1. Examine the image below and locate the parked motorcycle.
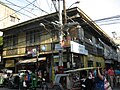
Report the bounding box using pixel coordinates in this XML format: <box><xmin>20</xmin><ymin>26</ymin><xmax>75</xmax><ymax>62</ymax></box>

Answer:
<box><xmin>8</xmin><ymin>75</ymin><xmax>20</xmax><ymax>89</ymax></box>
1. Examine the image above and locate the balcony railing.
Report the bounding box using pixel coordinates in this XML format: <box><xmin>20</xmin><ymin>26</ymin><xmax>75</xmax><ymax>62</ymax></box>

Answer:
<box><xmin>6</xmin><ymin>49</ymin><xmax>17</xmax><ymax>56</ymax></box>
<box><xmin>84</xmin><ymin>41</ymin><xmax>104</xmax><ymax>56</ymax></box>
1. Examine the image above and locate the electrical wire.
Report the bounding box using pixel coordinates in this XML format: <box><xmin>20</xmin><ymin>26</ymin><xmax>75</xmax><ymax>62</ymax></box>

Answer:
<box><xmin>2</xmin><ymin>0</ymin><xmax>120</xmax><ymax>47</ymax></box>
<box><xmin>95</xmin><ymin>15</ymin><xmax>120</xmax><ymax>22</ymax></box>
<box><xmin>1</xmin><ymin>0</ymin><xmax>119</xmax><ymax>53</ymax></box>
<box><xmin>5</xmin><ymin>0</ymin><xmax>37</xmax><ymax>17</ymax></box>
<box><xmin>25</xmin><ymin>0</ymin><xmax>49</xmax><ymax>14</ymax></box>
<box><xmin>25</xmin><ymin>0</ymin><xmax>65</xmax><ymax>24</ymax></box>
<box><xmin>35</xmin><ymin>0</ymin><xmax>45</xmax><ymax>15</ymax></box>
<box><xmin>1</xmin><ymin>0</ymin><xmax>83</xmax><ymax>27</ymax></box>
<box><xmin>0</xmin><ymin>2</ymin><xmax>32</xmax><ymax>18</ymax></box>
<box><xmin>0</xmin><ymin>0</ymin><xmax>37</xmax><ymax>21</ymax></box>
<box><xmin>1</xmin><ymin>2</ymin><xmax>37</xmax><ymax>10</ymax></box>
<box><xmin>94</xmin><ymin>15</ymin><xmax>120</xmax><ymax>26</ymax></box>
<box><xmin>46</xmin><ymin>0</ymin><xmax>52</xmax><ymax>12</ymax></box>
<box><xmin>3</xmin><ymin>14</ymin><xmax>119</xmax><ymax>50</ymax></box>
<box><xmin>99</xmin><ymin>21</ymin><xmax>120</xmax><ymax>26</ymax></box>
<box><xmin>95</xmin><ymin>18</ymin><xmax>120</xmax><ymax>23</ymax></box>
<box><xmin>2</xmin><ymin>0</ymin><xmax>120</xmax><ymax>27</ymax></box>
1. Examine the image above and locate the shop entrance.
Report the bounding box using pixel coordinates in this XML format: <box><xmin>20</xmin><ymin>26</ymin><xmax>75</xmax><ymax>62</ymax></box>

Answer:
<box><xmin>37</xmin><ymin>60</ymin><xmax>49</xmax><ymax>82</ymax></box>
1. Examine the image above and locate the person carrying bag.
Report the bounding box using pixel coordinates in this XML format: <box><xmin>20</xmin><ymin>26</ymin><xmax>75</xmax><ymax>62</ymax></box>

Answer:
<box><xmin>104</xmin><ymin>77</ymin><xmax>112</xmax><ymax>90</ymax></box>
<box><xmin>94</xmin><ymin>67</ymin><xmax>112</xmax><ymax>90</ymax></box>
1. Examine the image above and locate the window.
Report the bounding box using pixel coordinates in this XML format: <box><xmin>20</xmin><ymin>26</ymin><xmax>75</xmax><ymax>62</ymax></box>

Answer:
<box><xmin>92</xmin><ymin>36</ymin><xmax>96</xmax><ymax>44</ymax></box>
<box><xmin>26</xmin><ymin>30</ymin><xmax>40</xmax><ymax>45</ymax></box>
<box><xmin>88</xmin><ymin>61</ymin><xmax>93</xmax><ymax>67</ymax></box>
<box><xmin>96</xmin><ymin>62</ymin><xmax>101</xmax><ymax>67</ymax></box>
<box><xmin>78</xmin><ymin>27</ymin><xmax>84</xmax><ymax>40</ymax></box>
<box><xmin>10</xmin><ymin>15</ymin><xmax>15</xmax><ymax>22</ymax></box>
<box><xmin>40</xmin><ymin>33</ymin><xmax>51</xmax><ymax>44</ymax></box>
<box><xmin>4</xmin><ymin>35</ymin><xmax>18</xmax><ymax>48</ymax></box>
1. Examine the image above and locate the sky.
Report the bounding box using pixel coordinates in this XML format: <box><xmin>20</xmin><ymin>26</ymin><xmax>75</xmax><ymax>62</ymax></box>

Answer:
<box><xmin>1</xmin><ymin>0</ymin><xmax>120</xmax><ymax>38</ymax></box>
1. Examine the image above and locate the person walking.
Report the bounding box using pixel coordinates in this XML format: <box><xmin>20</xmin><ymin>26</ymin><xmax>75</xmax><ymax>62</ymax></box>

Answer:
<box><xmin>107</xmin><ymin>67</ymin><xmax>115</xmax><ymax>89</ymax></box>
<box><xmin>115</xmin><ymin>67</ymin><xmax>120</xmax><ymax>87</ymax></box>
<box><xmin>23</xmin><ymin>70</ymin><xmax>31</xmax><ymax>90</ymax></box>
<box><xmin>94</xmin><ymin>67</ymin><xmax>104</xmax><ymax>90</ymax></box>
<box><xmin>80</xmin><ymin>70</ymin><xmax>94</xmax><ymax>90</ymax></box>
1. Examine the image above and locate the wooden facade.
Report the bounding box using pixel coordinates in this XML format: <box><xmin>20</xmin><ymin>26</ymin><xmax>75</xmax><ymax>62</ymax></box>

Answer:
<box><xmin>1</xmin><ymin>7</ymin><xmax>118</xmax><ymax>80</ymax></box>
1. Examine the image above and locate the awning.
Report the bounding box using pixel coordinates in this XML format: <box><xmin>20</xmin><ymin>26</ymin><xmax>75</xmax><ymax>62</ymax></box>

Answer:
<box><xmin>16</xmin><ymin>57</ymin><xmax>46</xmax><ymax>65</ymax></box>
<box><xmin>5</xmin><ymin>60</ymin><xmax>15</xmax><ymax>67</ymax></box>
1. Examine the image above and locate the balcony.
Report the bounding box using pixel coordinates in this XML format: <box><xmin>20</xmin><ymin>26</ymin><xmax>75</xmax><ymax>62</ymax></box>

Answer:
<box><xmin>6</xmin><ymin>49</ymin><xmax>17</xmax><ymax>56</ymax></box>
<box><xmin>84</xmin><ymin>41</ymin><xmax>104</xmax><ymax>56</ymax></box>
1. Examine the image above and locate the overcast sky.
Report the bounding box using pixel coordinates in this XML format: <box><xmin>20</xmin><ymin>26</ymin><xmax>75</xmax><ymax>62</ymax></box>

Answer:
<box><xmin>1</xmin><ymin>0</ymin><xmax>120</xmax><ymax>38</ymax></box>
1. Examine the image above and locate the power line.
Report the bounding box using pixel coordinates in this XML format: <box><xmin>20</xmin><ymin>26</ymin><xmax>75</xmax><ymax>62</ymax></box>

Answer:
<box><xmin>94</xmin><ymin>15</ymin><xmax>120</xmax><ymax>22</ymax></box>
<box><xmin>0</xmin><ymin>1</ymin><xmax>32</xmax><ymax>18</ymax></box>
<box><xmin>25</xmin><ymin>0</ymin><xmax>63</xmax><ymax>27</ymax></box>
<box><xmin>1</xmin><ymin>2</ymin><xmax>37</xmax><ymax>10</ymax></box>
<box><xmin>93</xmin><ymin>15</ymin><xmax>120</xmax><ymax>26</ymax></box>
<box><xmin>5</xmin><ymin>0</ymin><xmax>38</xmax><ymax>17</ymax></box>
<box><xmin>99</xmin><ymin>21</ymin><xmax>120</xmax><ymax>26</ymax></box>
<box><xmin>0</xmin><ymin>0</ymin><xmax>37</xmax><ymax>21</ymax></box>
<box><xmin>95</xmin><ymin>18</ymin><xmax>120</xmax><ymax>23</ymax></box>
<box><xmin>2</xmin><ymin>0</ymin><xmax>120</xmax><ymax>26</ymax></box>
<box><xmin>25</xmin><ymin>0</ymin><xmax>49</xmax><ymax>14</ymax></box>
<box><xmin>46</xmin><ymin>0</ymin><xmax>52</xmax><ymax>12</ymax></box>
<box><xmin>3</xmin><ymin>14</ymin><xmax>120</xmax><ymax>50</ymax></box>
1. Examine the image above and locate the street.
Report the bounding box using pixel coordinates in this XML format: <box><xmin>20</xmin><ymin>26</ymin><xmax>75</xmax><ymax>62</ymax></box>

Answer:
<box><xmin>0</xmin><ymin>87</ymin><xmax>119</xmax><ymax>90</ymax></box>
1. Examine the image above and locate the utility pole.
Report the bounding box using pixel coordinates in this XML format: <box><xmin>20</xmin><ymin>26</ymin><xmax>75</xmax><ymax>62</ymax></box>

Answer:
<box><xmin>57</xmin><ymin>0</ymin><xmax>68</xmax><ymax>73</ymax></box>
<box><xmin>63</xmin><ymin>0</ymin><xmax>71</xmax><ymax>69</ymax></box>
<box><xmin>63</xmin><ymin>0</ymin><xmax>67</xmax><ymax>24</ymax></box>
<box><xmin>58</xmin><ymin>0</ymin><xmax>63</xmax><ymax>73</ymax></box>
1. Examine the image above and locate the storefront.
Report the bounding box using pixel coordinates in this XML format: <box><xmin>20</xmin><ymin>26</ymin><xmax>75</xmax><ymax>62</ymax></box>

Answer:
<box><xmin>16</xmin><ymin>57</ymin><xmax>46</xmax><ymax>72</ymax></box>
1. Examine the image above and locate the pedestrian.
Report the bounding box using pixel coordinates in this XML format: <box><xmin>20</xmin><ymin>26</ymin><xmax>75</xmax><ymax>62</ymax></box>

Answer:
<box><xmin>23</xmin><ymin>70</ymin><xmax>31</xmax><ymax>90</ymax></box>
<box><xmin>94</xmin><ymin>67</ymin><xmax>104</xmax><ymax>90</ymax></box>
<box><xmin>115</xmin><ymin>67</ymin><xmax>120</xmax><ymax>87</ymax></box>
<box><xmin>94</xmin><ymin>67</ymin><xmax>112</xmax><ymax>90</ymax></box>
<box><xmin>80</xmin><ymin>70</ymin><xmax>93</xmax><ymax>90</ymax></box>
<box><xmin>107</xmin><ymin>66</ymin><xmax>115</xmax><ymax>88</ymax></box>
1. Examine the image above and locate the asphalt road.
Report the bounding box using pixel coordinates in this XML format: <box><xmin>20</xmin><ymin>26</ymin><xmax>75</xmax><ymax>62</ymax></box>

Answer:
<box><xmin>0</xmin><ymin>87</ymin><xmax>52</xmax><ymax>90</ymax></box>
<box><xmin>0</xmin><ymin>87</ymin><xmax>120</xmax><ymax>90</ymax></box>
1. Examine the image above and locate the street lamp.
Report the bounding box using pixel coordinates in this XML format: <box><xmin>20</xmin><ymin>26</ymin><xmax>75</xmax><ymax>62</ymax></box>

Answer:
<box><xmin>39</xmin><ymin>23</ymin><xmax>54</xmax><ymax>81</ymax></box>
<box><xmin>68</xmin><ymin>1</ymin><xmax>80</xmax><ymax>9</ymax></box>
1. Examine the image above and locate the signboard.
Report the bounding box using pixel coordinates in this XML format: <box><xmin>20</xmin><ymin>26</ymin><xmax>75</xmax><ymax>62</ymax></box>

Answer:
<box><xmin>60</xmin><ymin>36</ymin><xmax>71</xmax><ymax>48</ymax></box>
<box><xmin>55</xmin><ymin>44</ymin><xmax>62</xmax><ymax>50</ymax></box>
<box><xmin>26</xmin><ymin>46</ymin><xmax>39</xmax><ymax>57</ymax></box>
<box><xmin>5</xmin><ymin>60</ymin><xmax>14</xmax><ymax>67</ymax></box>
<box><xmin>0</xmin><ymin>56</ymin><xmax>1</xmax><ymax>62</ymax></box>
<box><xmin>41</xmin><ymin>45</ymin><xmax>46</xmax><ymax>51</ymax></box>
<box><xmin>70</xmin><ymin>41</ymin><xmax>88</xmax><ymax>55</ymax></box>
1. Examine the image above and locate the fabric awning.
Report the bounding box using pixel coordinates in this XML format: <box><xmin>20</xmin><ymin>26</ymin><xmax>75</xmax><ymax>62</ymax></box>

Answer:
<box><xmin>16</xmin><ymin>57</ymin><xmax>46</xmax><ymax>65</ymax></box>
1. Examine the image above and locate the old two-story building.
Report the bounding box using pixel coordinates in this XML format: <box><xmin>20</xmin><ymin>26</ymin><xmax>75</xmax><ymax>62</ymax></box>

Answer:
<box><xmin>1</xmin><ymin>7</ymin><xmax>118</xmax><ymax>81</ymax></box>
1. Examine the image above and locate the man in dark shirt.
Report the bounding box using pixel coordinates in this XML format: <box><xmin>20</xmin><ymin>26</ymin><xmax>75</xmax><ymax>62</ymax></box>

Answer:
<box><xmin>81</xmin><ymin>70</ymin><xmax>93</xmax><ymax>90</ymax></box>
